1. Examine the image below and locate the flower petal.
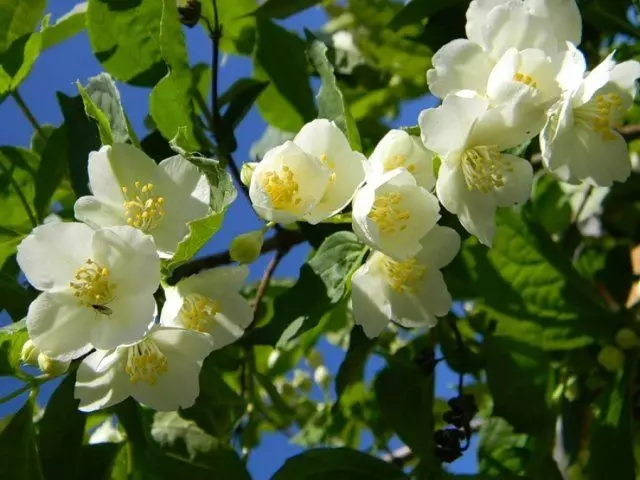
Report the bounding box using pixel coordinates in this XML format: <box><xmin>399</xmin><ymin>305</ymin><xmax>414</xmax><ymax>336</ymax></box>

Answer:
<box><xmin>89</xmin><ymin>293</ymin><xmax>155</xmax><ymax>350</ymax></box>
<box><xmin>17</xmin><ymin>222</ymin><xmax>94</xmax><ymax>292</ymax></box>
<box><xmin>26</xmin><ymin>292</ymin><xmax>95</xmax><ymax>360</ymax></box>
<box><xmin>351</xmin><ymin>262</ymin><xmax>392</xmax><ymax>338</ymax></box>
<box><xmin>177</xmin><ymin>265</ymin><xmax>249</xmax><ymax>297</ymax></box>
<box><xmin>427</xmin><ymin>39</ymin><xmax>494</xmax><ymax>99</ymax></box>
<box><xmin>416</xmin><ymin>226</ymin><xmax>461</xmax><ymax>270</ymax></box>
<box><xmin>293</xmin><ymin>119</ymin><xmax>351</xmax><ymax>160</ymax></box>
<box><xmin>75</xmin><ymin>349</ymin><xmax>131</xmax><ymax>412</ymax></box>
<box><xmin>87</xmin><ymin>146</ymin><xmax>125</xmax><ymax>205</ymax></box>
<box><xmin>74</xmin><ymin>196</ymin><xmax>126</xmax><ymax>230</ymax></box>
<box><xmin>416</xmin><ymin>269</ymin><xmax>453</xmax><ymax>318</ymax></box>
<box><xmin>494</xmin><ymin>154</ymin><xmax>534</xmax><ymax>206</ymax></box>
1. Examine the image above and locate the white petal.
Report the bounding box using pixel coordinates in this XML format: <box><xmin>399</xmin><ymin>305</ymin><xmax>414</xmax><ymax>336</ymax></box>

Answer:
<box><xmin>159</xmin><ymin>286</ymin><xmax>182</xmax><ymax>328</ymax></box>
<box><xmin>26</xmin><ymin>292</ymin><xmax>94</xmax><ymax>361</ymax></box>
<box><xmin>91</xmin><ymin>226</ymin><xmax>160</xmax><ymax>293</ymax></box>
<box><xmin>427</xmin><ymin>39</ymin><xmax>494</xmax><ymax>99</ymax></box>
<box><xmin>177</xmin><ymin>265</ymin><xmax>249</xmax><ymax>296</ymax></box>
<box><xmin>17</xmin><ymin>222</ymin><xmax>94</xmax><ymax>292</ymax></box>
<box><xmin>494</xmin><ymin>154</ymin><xmax>534</xmax><ymax>206</ymax></box>
<box><xmin>293</xmin><ymin>119</ymin><xmax>351</xmax><ymax>160</ymax></box>
<box><xmin>159</xmin><ymin>155</ymin><xmax>206</xmax><ymax>198</ymax></box>
<box><xmin>555</xmin><ymin>43</ymin><xmax>586</xmax><ymax>92</ymax></box>
<box><xmin>89</xmin><ymin>293</ymin><xmax>155</xmax><ymax>350</ymax></box>
<box><xmin>419</xmin><ymin>95</ymin><xmax>489</xmax><ymax>157</ymax></box>
<box><xmin>436</xmin><ymin>162</ymin><xmax>497</xmax><ymax>246</ymax></box>
<box><xmin>609</xmin><ymin>60</ymin><xmax>640</xmax><ymax>105</ymax></box>
<box><xmin>526</xmin><ymin>0</ymin><xmax>582</xmax><ymax>46</ymax></box>
<box><xmin>208</xmin><ymin>292</ymin><xmax>252</xmax><ymax>349</ymax></box>
<box><xmin>75</xmin><ymin>349</ymin><xmax>130</xmax><ymax>412</ymax></box>
<box><xmin>466</xmin><ymin>0</ymin><xmax>504</xmax><ymax>44</ymax></box>
<box><xmin>74</xmin><ymin>196</ymin><xmax>126</xmax><ymax>229</ymax></box>
<box><xmin>351</xmin><ymin>262</ymin><xmax>392</xmax><ymax>338</ymax></box>
<box><xmin>416</xmin><ymin>226</ymin><xmax>461</xmax><ymax>270</ymax></box>
<box><xmin>107</xmin><ymin>143</ymin><xmax>164</xmax><ymax>190</ymax></box>
<box><xmin>415</xmin><ymin>269</ymin><xmax>453</xmax><ymax>318</ymax></box>
<box><xmin>577</xmin><ymin>52</ymin><xmax>617</xmax><ymax>106</ymax></box>
<box><xmin>87</xmin><ymin>146</ymin><xmax>125</xmax><ymax>205</ymax></box>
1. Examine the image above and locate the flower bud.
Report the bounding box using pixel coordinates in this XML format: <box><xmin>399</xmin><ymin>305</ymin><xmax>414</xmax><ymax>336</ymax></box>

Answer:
<box><xmin>597</xmin><ymin>345</ymin><xmax>625</xmax><ymax>372</ymax></box>
<box><xmin>313</xmin><ymin>366</ymin><xmax>330</xmax><ymax>389</ymax></box>
<box><xmin>37</xmin><ymin>353</ymin><xmax>70</xmax><ymax>376</ymax></box>
<box><xmin>177</xmin><ymin>0</ymin><xmax>201</xmax><ymax>28</ymax></box>
<box><xmin>240</xmin><ymin>162</ymin><xmax>258</xmax><ymax>187</ymax></box>
<box><xmin>615</xmin><ymin>328</ymin><xmax>640</xmax><ymax>350</ymax></box>
<box><xmin>20</xmin><ymin>339</ymin><xmax>40</xmax><ymax>366</ymax></box>
<box><xmin>307</xmin><ymin>349</ymin><xmax>324</xmax><ymax>369</ymax></box>
<box><xmin>229</xmin><ymin>231</ymin><xmax>263</xmax><ymax>265</ymax></box>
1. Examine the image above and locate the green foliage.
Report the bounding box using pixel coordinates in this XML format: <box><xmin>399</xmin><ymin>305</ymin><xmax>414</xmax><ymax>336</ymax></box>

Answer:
<box><xmin>253</xmin><ymin>0</ymin><xmax>323</xmax><ymax>20</ymax></box>
<box><xmin>0</xmin><ymin>399</ymin><xmax>42</xmax><ymax>479</ymax></box>
<box><xmin>0</xmin><ymin>318</ymin><xmax>28</xmax><ymax>375</ymax></box>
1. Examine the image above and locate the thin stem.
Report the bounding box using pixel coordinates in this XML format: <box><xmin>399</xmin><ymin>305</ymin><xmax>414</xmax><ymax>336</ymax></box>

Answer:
<box><xmin>573</xmin><ymin>185</ymin><xmax>594</xmax><ymax>224</ymax></box>
<box><xmin>447</xmin><ymin>316</ymin><xmax>465</xmax><ymax>395</ymax></box>
<box><xmin>0</xmin><ymin>161</ymin><xmax>38</xmax><ymax>227</ymax></box>
<box><xmin>0</xmin><ymin>383</ymin><xmax>32</xmax><ymax>406</ymax></box>
<box><xmin>211</xmin><ymin>0</ymin><xmax>221</xmax><ymax>129</ymax></box>
<box><xmin>11</xmin><ymin>90</ymin><xmax>45</xmax><ymax>139</ymax></box>
<box><xmin>252</xmin><ymin>249</ymin><xmax>285</xmax><ymax>313</ymax></box>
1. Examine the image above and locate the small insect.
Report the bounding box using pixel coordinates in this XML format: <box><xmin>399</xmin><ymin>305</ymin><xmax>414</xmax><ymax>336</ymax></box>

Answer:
<box><xmin>92</xmin><ymin>304</ymin><xmax>113</xmax><ymax>316</ymax></box>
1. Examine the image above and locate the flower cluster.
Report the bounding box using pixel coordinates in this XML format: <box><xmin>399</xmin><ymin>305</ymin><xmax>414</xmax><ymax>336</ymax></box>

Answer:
<box><xmin>248</xmin><ymin>0</ymin><xmax>640</xmax><ymax>337</ymax></box>
<box><xmin>18</xmin><ymin>145</ymin><xmax>253</xmax><ymax>411</ymax></box>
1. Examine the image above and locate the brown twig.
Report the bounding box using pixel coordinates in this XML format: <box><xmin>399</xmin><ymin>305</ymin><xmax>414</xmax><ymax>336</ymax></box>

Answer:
<box><xmin>167</xmin><ymin>228</ymin><xmax>304</xmax><ymax>284</ymax></box>
<box><xmin>252</xmin><ymin>249</ymin><xmax>285</xmax><ymax>313</ymax></box>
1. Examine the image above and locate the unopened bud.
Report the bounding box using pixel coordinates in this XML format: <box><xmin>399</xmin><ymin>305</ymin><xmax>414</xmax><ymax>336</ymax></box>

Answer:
<box><xmin>240</xmin><ymin>162</ymin><xmax>258</xmax><ymax>186</ymax></box>
<box><xmin>37</xmin><ymin>353</ymin><xmax>70</xmax><ymax>376</ymax></box>
<box><xmin>307</xmin><ymin>349</ymin><xmax>324</xmax><ymax>369</ymax></box>
<box><xmin>597</xmin><ymin>345</ymin><xmax>625</xmax><ymax>372</ymax></box>
<box><xmin>229</xmin><ymin>231</ymin><xmax>263</xmax><ymax>265</ymax></box>
<box><xmin>177</xmin><ymin>0</ymin><xmax>201</xmax><ymax>28</ymax></box>
<box><xmin>313</xmin><ymin>365</ymin><xmax>330</xmax><ymax>389</ymax></box>
<box><xmin>20</xmin><ymin>339</ymin><xmax>40</xmax><ymax>366</ymax></box>
<box><xmin>616</xmin><ymin>328</ymin><xmax>640</xmax><ymax>350</ymax></box>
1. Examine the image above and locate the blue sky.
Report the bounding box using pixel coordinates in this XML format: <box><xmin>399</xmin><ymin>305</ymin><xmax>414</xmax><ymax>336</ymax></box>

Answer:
<box><xmin>0</xmin><ymin>3</ymin><xmax>477</xmax><ymax>477</ymax></box>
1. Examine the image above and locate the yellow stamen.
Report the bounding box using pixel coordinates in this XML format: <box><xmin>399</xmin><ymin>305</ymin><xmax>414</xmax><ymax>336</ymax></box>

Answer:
<box><xmin>383</xmin><ymin>154</ymin><xmax>415</xmax><ymax>173</ymax></box>
<box><xmin>122</xmin><ymin>180</ymin><xmax>165</xmax><ymax>232</ymax></box>
<box><xmin>261</xmin><ymin>166</ymin><xmax>302</xmax><ymax>210</ymax></box>
<box><xmin>575</xmin><ymin>93</ymin><xmax>623</xmax><ymax>141</ymax></box>
<box><xmin>513</xmin><ymin>72</ymin><xmax>538</xmax><ymax>89</ymax></box>
<box><xmin>124</xmin><ymin>339</ymin><xmax>168</xmax><ymax>385</ymax></box>
<box><xmin>461</xmin><ymin>145</ymin><xmax>510</xmax><ymax>194</ymax></box>
<box><xmin>382</xmin><ymin>256</ymin><xmax>427</xmax><ymax>293</ymax></box>
<box><xmin>179</xmin><ymin>294</ymin><xmax>220</xmax><ymax>333</ymax></box>
<box><xmin>69</xmin><ymin>259</ymin><xmax>116</xmax><ymax>307</ymax></box>
<box><xmin>368</xmin><ymin>192</ymin><xmax>411</xmax><ymax>234</ymax></box>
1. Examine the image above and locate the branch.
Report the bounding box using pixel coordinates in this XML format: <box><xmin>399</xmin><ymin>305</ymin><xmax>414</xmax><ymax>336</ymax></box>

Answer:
<box><xmin>252</xmin><ymin>249</ymin><xmax>285</xmax><ymax>313</ymax></box>
<box><xmin>167</xmin><ymin>228</ymin><xmax>304</xmax><ymax>284</ymax></box>
<box><xmin>11</xmin><ymin>90</ymin><xmax>45</xmax><ymax>139</ymax></box>
<box><xmin>619</xmin><ymin>124</ymin><xmax>640</xmax><ymax>142</ymax></box>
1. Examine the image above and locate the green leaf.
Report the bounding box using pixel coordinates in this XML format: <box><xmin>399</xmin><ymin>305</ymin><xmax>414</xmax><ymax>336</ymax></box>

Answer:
<box><xmin>79</xmin><ymin>73</ymin><xmax>136</xmax><ymax>145</ymax></box>
<box><xmin>200</xmin><ymin>0</ymin><xmax>257</xmax><ymax>55</ymax></box>
<box><xmin>29</xmin><ymin>124</ymin><xmax>54</xmax><ymax>156</ymax></box>
<box><xmin>436</xmin><ymin>318</ymin><xmax>484</xmax><ymax>375</ymax></box>
<box><xmin>0</xmin><ymin>255</ymin><xmax>36</xmax><ymax>320</ymax></box>
<box><xmin>0</xmin><ymin>399</ymin><xmax>43</xmax><ymax>479</ymax></box>
<box><xmin>184</xmin><ymin>155</ymin><xmax>237</xmax><ymax>213</ymax></box>
<box><xmin>585</xmin><ymin>354</ymin><xmax>635</xmax><ymax>479</ymax></box>
<box><xmin>248</xmin><ymin>232</ymin><xmax>367</xmax><ymax>346</ymax></box>
<box><xmin>526</xmin><ymin>173</ymin><xmax>572</xmax><ymax>235</ymax></box>
<box><xmin>57</xmin><ymin>92</ymin><xmax>100</xmax><ymax>199</ymax></box>
<box><xmin>38</xmin><ymin>372</ymin><xmax>87</xmax><ymax>479</ymax></box>
<box><xmin>465</xmin><ymin>208</ymin><xmax>617</xmax><ymax>350</ymax></box>
<box><xmin>77</xmin><ymin>443</ymin><xmax>124</xmax><ymax>480</ymax></box>
<box><xmin>33</xmin><ymin>125</ymin><xmax>69</xmax><ymax>219</ymax></box>
<box><xmin>271</xmin><ymin>448</ymin><xmax>408</xmax><ymax>480</ymax></box>
<box><xmin>41</xmin><ymin>3</ymin><xmax>86</xmax><ymax>51</ymax></box>
<box><xmin>253</xmin><ymin>19</ymin><xmax>316</xmax><ymax>132</ymax></box>
<box><xmin>87</xmin><ymin>0</ymin><xmax>167</xmax><ymax>87</ymax></box>
<box><xmin>0</xmin><ymin>317</ymin><xmax>28</xmax><ymax>376</ymax></box>
<box><xmin>253</xmin><ymin>0</ymin><xmax>322</xmax><ymax>19</ymax></box>
<box><xmin>305</xmin><ymin>32</ymin><xmax>361</xmax><ymax>151</ymax></box>
<box><xmin>179</xmin><ymin>358</ymin><xmax>245</xmax><ymax>439</ymax></box>
<box><xmin>77</xmin><ymin>81</ymin><xmax>113</xmax><ymax>146</ymax></box>
<box><xmin>335</xmin><ymin>325</ymin><xmax>374</xmax><ymax>400</ymax></box>
<box><xmin>222</xmin><ymin>78</ymin><xmax>268</xmax><ymax>130</ymax></box>
<box><xmin>0</xmin><ymin>0</ymin><xmax>46</xmax><ymax>52</ymax></box>
<box><xmin>389</xmin><ymin>0</ymin><xmax>467</xmax><ymax>30</ymax></box>
<box><xmin>478</xmin><ymin>417</ymin><xmax>528</xmax><ymax>477</ymax></box>
<box><xmin>150</xmin><ymin>0</ymin><xmax>204</xmax><ymax>151</ymax></box>
<box><xmin>483</xmin><ymin>336</ymin><xmax>554</xmax><ymax>436</ymax></box>
<box><xmin>0</xmin><ymin>28</ymin><xmax>42</xmax><ymax>94</ymax></box>
<box><xmin>375</xmin><ymin>354</ymin><xmax>435</xmax><ymax>463</ymax></box>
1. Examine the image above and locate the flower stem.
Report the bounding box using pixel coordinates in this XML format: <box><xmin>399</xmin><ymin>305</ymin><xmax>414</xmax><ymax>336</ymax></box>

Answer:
<box><xmin>11</xmin><ymin>90</ymin><xmax>45</xmax><ymax>139</ymax></box>
<box><xmin>0</xmin><ymin>383</ymin><xmax>32</xmax><ymax>406</ymax></box>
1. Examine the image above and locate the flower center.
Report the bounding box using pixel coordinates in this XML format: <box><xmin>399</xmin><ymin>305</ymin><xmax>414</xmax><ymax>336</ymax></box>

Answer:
<box><xmin>125</xmin><ymin>339</ymin><xmax>168</xmax><ymax>385</ymax></box>
<box><xmin>513</xmin><ymin>72</ymin><xmax>538</xmax><ymax>89</ymax></box>
<box><xmin>261</xmin><ymin>166</ymin><xmax>302</xmax><ymax>210</ymax></box>
<box><xmin>383</xmin><ymin>155</ymin><xmax>415</xmax><ymax>173</ymax></box>
<box><xmin>179</xmin><ymin>294</ymin><xmax>220</xmax><ymax>333</ymax></box>
<box><xmin>121</xmin><ymin>181</ymin><xmax>165</xmax><ymax>232</ymax></box>
<box><xmin>382</xmin><ymin>256</ymin><xmax>426</xmax><ymax>293</ymax></box>
<box><xmin>69</xmin><ymin>259</ymin><xmax>116</xmax><ymax>307</ymax></box>
<box><xmin>575</xmin><ymin>93</ymin><xmax>623</xmax><ymax>141</ymax></box>
<box><xmin>461</xmin><ymin>145</ymin><xmax>510</xmax><ymax>194</ymax></box>
<box><xmin>368</xmin><ymin>192</ymin><xmax>411</xmax><ymax>234</ymax></box>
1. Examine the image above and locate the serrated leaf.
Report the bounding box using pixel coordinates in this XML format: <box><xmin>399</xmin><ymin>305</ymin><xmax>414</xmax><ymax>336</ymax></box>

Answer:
<box><xmin>254</xmin><ymin>19</ymin><xmax>315</xmax><ymax>132</ymax></box>
<box><xmin>0</xmin><ymin>317</ymin><xmax>28</xmax><ymax>375</ymax></box>
<box><xmin>77</xmin><ymin>81</ymin><xmax>113</xmax><ymax>146</ymax></box>
<box><xmin>0</xmin><ymin>399</ymin><xmax>43</xmax><ymax>479</ymax></box>
<box><xmin>38</xmin><ymin>372</ymin><xmax>87</xmax><ymax>479</ymax></box>
<box><xmin>253</xmin><ymin>0</ymin><xmax>322</xmax><ymax>19</ymax></box>
<box><xmin>87</xmin><ymin>0</ymin><xmax>167</xmax><ymax>87</ymax></box>
<box><xmin>271</xmin><ymin>448</ymin><xmax>408</xmax><ymax>480</ymax></box>
<box><xmin>306</xmin><ymin>32</ymin><xmax>361</xmax><ymax>151</ymax></box>
<box><xmin>41</xmin><ymin>3</ymin><xmax>86</xmax><ymax>51</ymax></box>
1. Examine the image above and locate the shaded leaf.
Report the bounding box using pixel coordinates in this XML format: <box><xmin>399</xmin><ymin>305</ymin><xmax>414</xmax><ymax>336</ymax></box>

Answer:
<box><xmin>0</xmin><ymin>0</ymin><xmax>46</xmax><ymax>52</ymax></box>
<box><xmin>34</xmin><ymin>125</ymin><xmax>69</xmax><ymax>219</ymax></box>
<box><xmin>0</xmin><ymin>317</ymin><xmax>28</xmax><ymax>376</ymax></box>
<box><xmin>335</xmin><ymin>325</ymin><xmax>374</xmax><ymax>400</ymax></box>
<box><xmin>200</xmin><ymin>0</ymin><xmax>257</xmax><ymax>55</ymax></box>
<box><xmin>0</xmin><ymin>399</ymin><xmax>43</xmax><ymax>479</ymax></box>
<box><xmin>253</xmin><ymin>0</ymin><xmax>322</xmax><ymax>19</ymax></box>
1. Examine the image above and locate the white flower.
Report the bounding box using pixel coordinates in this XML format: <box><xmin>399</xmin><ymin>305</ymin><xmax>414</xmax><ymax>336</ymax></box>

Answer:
<box><xmin>293</xmin><ymin>120</ymin><xmax>366</xmax><ymax>223</ymax></box>
<box><xmin>420</xmin><ymin>95</ymin><xmax>533</xmax><ymax>246</ymax></box>
<box><xmin>466</xmin><ymin>0</ymin><xmax>581</xmax><ymax>59</ymax></box>
<box><xmin>17</xmin><ymin>223</ymin><xmax>160</xmax><ymax>360</ymax></box>
<box><xmin>368</xmin><ymin>129</ymin><xmax>436</xmax><ymax>190</ymax></box>
<box><xmin>249</xmin><ymin>120</ymin><xmax>365</xmax><ymax>224</ymax></box>
<box><xmin>160</xmin><ymin>265</ymin><xmax>252</xmax><ymax>349</ymax></box>
<box><xmin>541</xmin><ymin>53</ymin><xmax>640</xmax><ymax>186</ymax></box>
<box><xmin>351</xmin><ymin>226</ymin><xmax>460</xmax><ymax>338</ymax></box>
<box><xmin>75</xmin><ymin>326</ymin><xmax>213</xmax><ymax>412</ymax></box>
<box><xmin>74</xmin><ymin>144</ymin><xmax>210</xmax><ymax>257</ymax></box>
<box><xmin>249</xmin><ymin>141</ymin><xmax>331</xmax><ymax>224</ymax></box>
<box><xmin>352</xmin><ymin>168</ymin><xmax>440</xmax><ymax>260</ymax></box>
